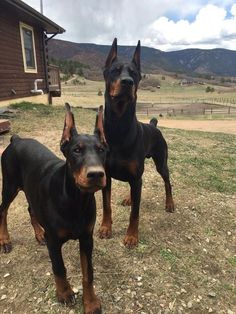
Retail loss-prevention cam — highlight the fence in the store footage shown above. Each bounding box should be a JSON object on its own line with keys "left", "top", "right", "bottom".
{"left": 136, "top": 104, "right": 236, "bottom": 117}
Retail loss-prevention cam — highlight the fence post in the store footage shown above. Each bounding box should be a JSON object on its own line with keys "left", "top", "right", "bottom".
{"left": 228, "top": 106, "right": 231, "bottom": 114}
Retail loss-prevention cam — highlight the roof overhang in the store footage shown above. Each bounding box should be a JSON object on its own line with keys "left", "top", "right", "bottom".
{"left": 4, "top": 0, "right": 65, "bottom": 34}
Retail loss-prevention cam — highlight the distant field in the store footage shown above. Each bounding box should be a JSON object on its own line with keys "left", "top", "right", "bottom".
{"left": 54, "top": 75, "right": 236, "bottom": 120}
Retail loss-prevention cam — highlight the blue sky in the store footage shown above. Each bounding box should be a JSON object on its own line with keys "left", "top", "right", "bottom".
{"left": 23, "top": 0, "right": 236, "bottom": 51}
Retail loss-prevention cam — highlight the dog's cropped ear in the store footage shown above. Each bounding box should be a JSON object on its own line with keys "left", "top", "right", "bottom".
{"left": 94, "top": 105, "right": 107, "bottom": 145}
{"left": 132, "top": 40, "right": 141, "bottom": 72}
{"left": 105, "top": 38, "right": 117, "bottom": 68}
{"left": 60, "top": 103, "right": 78, "bottom": 148}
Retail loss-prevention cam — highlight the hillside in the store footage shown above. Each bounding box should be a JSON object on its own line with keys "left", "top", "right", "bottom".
{"left": 48, "top": 39, "right": 236, "bottom": 79}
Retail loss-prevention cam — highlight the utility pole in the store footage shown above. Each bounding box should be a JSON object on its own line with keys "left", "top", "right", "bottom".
{"left": 40, "top": 0, "right": 43, "bottom": 14}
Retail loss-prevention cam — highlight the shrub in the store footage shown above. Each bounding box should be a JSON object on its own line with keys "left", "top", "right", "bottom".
{"left": 205, "top": 86, "right": 215, "bottom": 93}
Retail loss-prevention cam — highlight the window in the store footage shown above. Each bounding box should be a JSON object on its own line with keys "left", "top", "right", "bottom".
{"left": 19, "top": 22, "right": 37, "bottom": 73}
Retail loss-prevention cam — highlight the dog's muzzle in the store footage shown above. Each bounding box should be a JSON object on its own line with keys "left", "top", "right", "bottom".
{"left": 73, "top": 166, "right": 106, "bottom": 193}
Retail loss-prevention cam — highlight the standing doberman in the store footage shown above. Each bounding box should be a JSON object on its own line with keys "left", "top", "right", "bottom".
{"left": 99, "top": 38, "right": 175, "bottom": 248}
{"left": 0, "top": 104, "right": 107, "bottom": 314}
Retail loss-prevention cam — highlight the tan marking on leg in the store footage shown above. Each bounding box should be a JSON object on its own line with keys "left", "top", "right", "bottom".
{"left": 124, "top": 216, "right": 139, "bottom": 249}
{"left": 54, "top": 275, "right": 75, "bottom": 305}
{"left": 0, "top": 209, "right": 12, "bottom": 253}
{"left": 80, "top": 251, "right": 101, "bottom": 314}
{"left": 99, "top": 183, "right": 112, "bottom": 239}
{"left": 30, "top": 212, "right": 45, "bottom": 245}
{"left": 165, "top": 182, "right": 175, "bottom": 213}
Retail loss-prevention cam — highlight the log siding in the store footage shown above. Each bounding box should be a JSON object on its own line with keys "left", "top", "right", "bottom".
{"left": 0, "top": 2, "right": 47, "bottom": 101}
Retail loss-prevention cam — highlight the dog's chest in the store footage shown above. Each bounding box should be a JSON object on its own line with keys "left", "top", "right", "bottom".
{"left": 56, "top": 225, "right": 82, "bottom": 240}
{"left": 107, "top": 152, "right": 143, "bottom": 181}
{"left": 54, "top": 216, "right": 88, "bottom": 240}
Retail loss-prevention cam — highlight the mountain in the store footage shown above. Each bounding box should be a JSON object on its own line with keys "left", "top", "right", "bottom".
{"left": 48, "top": 39, "right": 236, "bottom": 79}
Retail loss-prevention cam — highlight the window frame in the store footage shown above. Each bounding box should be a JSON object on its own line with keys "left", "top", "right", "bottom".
{"left": 19, "top": 22, "right": 38, "bottom": 73}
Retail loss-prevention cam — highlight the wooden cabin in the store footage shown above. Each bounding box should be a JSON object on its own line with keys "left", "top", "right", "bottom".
{"left": 0, "top": 0, "right": 65, "bottom": 106}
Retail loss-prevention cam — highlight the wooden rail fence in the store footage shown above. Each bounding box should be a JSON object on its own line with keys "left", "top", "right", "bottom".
{"left": 136, "top": 106, "right": 236, "bottom": 116}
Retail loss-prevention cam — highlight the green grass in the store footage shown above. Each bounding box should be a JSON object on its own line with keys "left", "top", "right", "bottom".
{"left": 228, "top": 256, "right": 236, "bottom": 267}
{"left": 9, "top": 101, "right": 53, "bottom": 114}
{"left": 159, "top": 248, "right": 179, "bottom": 265}
{"left": 166, "top": 129, "right": 236, "bottom": 194}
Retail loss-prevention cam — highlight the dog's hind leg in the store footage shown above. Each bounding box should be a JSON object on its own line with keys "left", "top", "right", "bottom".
{"left": 152, "top": 148, "right": 175, "bottom": 213}
{"left": 0, "top": 174, "right": 20, "bottom": 253}
{"left": 0, "top": 203, "right": 12, "bottom": 253}
{"left": 28, "top": 207, "right": 45, "bottom": 245}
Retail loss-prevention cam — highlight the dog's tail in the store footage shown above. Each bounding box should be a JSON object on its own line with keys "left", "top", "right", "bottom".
{"left": 149, "top": 117, "right": 158, "bottom": 127}
{"left": 10, "top": 134, "right": 20, "bottom": 143}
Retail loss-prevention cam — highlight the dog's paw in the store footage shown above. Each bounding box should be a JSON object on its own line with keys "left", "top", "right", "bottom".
{"left": 123, "top": 234, "right": 138, "bottom": 249}
{"left": 165, "top": 201, "right": 175, "bottom": 213}
{"left": 98, "top": 225, "right": 112, "bottom": 239}
{"left": 121, "top": 196, "right": 131, "bottom": 206}
{"left": 84, "top": 297, "right": 102, "bottom": 314}
{"left": 35, "top": 232, "right": 46, "bottom": 245}
{"left": 0, "top": 234, "right": 12, "bottom": 254}
{"left": 0, "top": 241, "right": 12, "bottom": 254}
{"left": 57, "top": 289, "right": 76, "bottom": 306}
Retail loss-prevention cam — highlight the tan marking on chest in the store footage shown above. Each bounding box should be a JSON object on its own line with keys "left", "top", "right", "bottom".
{"left": 57, "top": 228, "right": 70, "bottom": 238}
{"left": 120, "top": 160, "right": 139, "bottom": 176}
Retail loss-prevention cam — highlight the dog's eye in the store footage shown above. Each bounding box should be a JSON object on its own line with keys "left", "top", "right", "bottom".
{"left": 74, "top": 147, "right": 82, "bottom": 153}
{"left": 97, "top": 146, "right": 104, "bottom": 153}
{"left": 129, "top": 68, "right": 136, "bottom": 75}
{"left": 113, "top": 66, "right": 121, "bottom": 74}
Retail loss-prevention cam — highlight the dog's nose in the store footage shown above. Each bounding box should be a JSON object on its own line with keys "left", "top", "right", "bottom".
{"left": 121, "top": 77, "right": 134, "bottom": 86}
{"left": 87, "top": 171, "right": 105, "bottom": 179}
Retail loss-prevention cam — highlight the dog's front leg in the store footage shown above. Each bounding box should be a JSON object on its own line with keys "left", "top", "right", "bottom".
{"left": 124, "top": 178, "right": 142, "bottom": 248}
{"left": 46, "top": 238, "right": 75, "bottom": 305}
{"left": 79, "top": 233, "right": 101, "bottom": 314}
{"left": 99, "top": 176, "right": 112, "bottom": 238}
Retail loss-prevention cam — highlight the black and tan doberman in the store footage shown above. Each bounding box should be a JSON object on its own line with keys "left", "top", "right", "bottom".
{"left": 0, "top": 104, "right": 107, "bottom": 314}
{"left": 99, "top": 38, "right": 175, "bottom": 248}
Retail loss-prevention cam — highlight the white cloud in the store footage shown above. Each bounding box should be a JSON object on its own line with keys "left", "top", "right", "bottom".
{"left": 144, "top": 4, "right": 236, "bottom": 50}
{"left": 231, "top": 3, "right": 236, "bottom": 16}
{"left": 23, "top": 0, "right": 236, "bottom": 51}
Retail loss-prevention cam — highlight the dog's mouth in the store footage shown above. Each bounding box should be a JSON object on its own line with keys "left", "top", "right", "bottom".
{"left": 111, "top": 85, "right": 135, "bottom": 99}
{"left": 78, "top": 183, "right": 105, "bottom": 193}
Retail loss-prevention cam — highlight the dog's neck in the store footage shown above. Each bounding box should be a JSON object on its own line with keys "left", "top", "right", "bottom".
{"left": 104, "top": 94, "right": 138, "bottom": 147}
{"left": 47, "top": 163, "right": 92, "bottom": 223}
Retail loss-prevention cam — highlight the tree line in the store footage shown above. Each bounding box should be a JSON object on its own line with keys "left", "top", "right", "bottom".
{"left": 49, "top": 57, "right": 89, "bottom": 77}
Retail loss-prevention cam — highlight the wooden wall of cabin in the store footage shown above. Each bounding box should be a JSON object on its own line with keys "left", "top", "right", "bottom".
{"left": 0, "top": 2, "right": 47, "bottom": 101}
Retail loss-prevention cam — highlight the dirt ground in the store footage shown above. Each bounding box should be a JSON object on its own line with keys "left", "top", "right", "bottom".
{"left": 141, "top": 119, "right": 236, "bottom": 135}
{"left": 0, "top": 106, "right": 235, "bottom": 314}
